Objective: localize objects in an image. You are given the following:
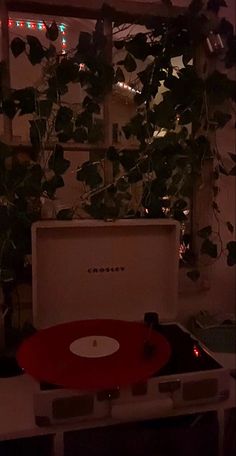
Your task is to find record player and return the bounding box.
[17,219,230,427]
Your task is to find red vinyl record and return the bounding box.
[17,319,171,391]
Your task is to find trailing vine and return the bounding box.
[0,0,236,285]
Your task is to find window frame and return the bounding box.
[1,0,213,292]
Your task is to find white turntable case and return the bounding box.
[30,219,230,425]
[0,219,234,456]
[31,219,179,328]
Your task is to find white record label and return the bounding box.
[69,335,120,358]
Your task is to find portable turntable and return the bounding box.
[16,219,230,430]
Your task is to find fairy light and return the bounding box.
[6,18,67,52]
[116,81,141,95]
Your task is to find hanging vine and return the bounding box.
[0,0,236,284]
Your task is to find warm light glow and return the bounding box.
[116,81,141,95]
[193,345,200,358]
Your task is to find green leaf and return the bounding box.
[201,239,218,258]
[76,110,93,128]
[114,67,125,83]
[73,127,88,143]
[57,123,74,142]
[178,108,192,125]
[151,99,176,129]
[55,106,73,132]
[76,162,103,188]
[198,225,212,238]
[56,208,74,220]
[226,221,234,234]
[122,124,132,139]
[107,146,119,161]
[123,54,137,73]
[42,175,64,198]
[219,164,228,175]
[173,209,187,222]
[119,149,137,171]
[11,37,25,57]
[125,34,149,61]
[29,119,47,145]
[226,241,236,266]
[16,164,43,198]
[57,59,79,85]
[45,21,59,41]
[26,35,45,65]
[114,40,125,50]
[187,269,201,281]
[14,87,36,115]
[218,18,234,38]
[45,44,57,59]
[48,145,70,175]
[182,49,193,67]
[206,71,235,105]
[82,96,100,114]
[37,99,53,118]
[2,98,18,118]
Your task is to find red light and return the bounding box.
[20,22,23,27]
[193,345,200,358]
[8,20,13,27]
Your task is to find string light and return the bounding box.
[116,81,141,95]
[6,18,67,52]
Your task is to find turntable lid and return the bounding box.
[32,219,180,328]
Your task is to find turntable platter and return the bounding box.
[17,319,171,391]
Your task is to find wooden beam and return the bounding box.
[1,0,13,142]
[10,142,139,152]
[6,0,185,23]
[103,17,113,185]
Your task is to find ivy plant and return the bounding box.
[0,0,236,285]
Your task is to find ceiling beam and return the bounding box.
[6,0,185,22]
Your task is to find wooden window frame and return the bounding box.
[1,0,213,291]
